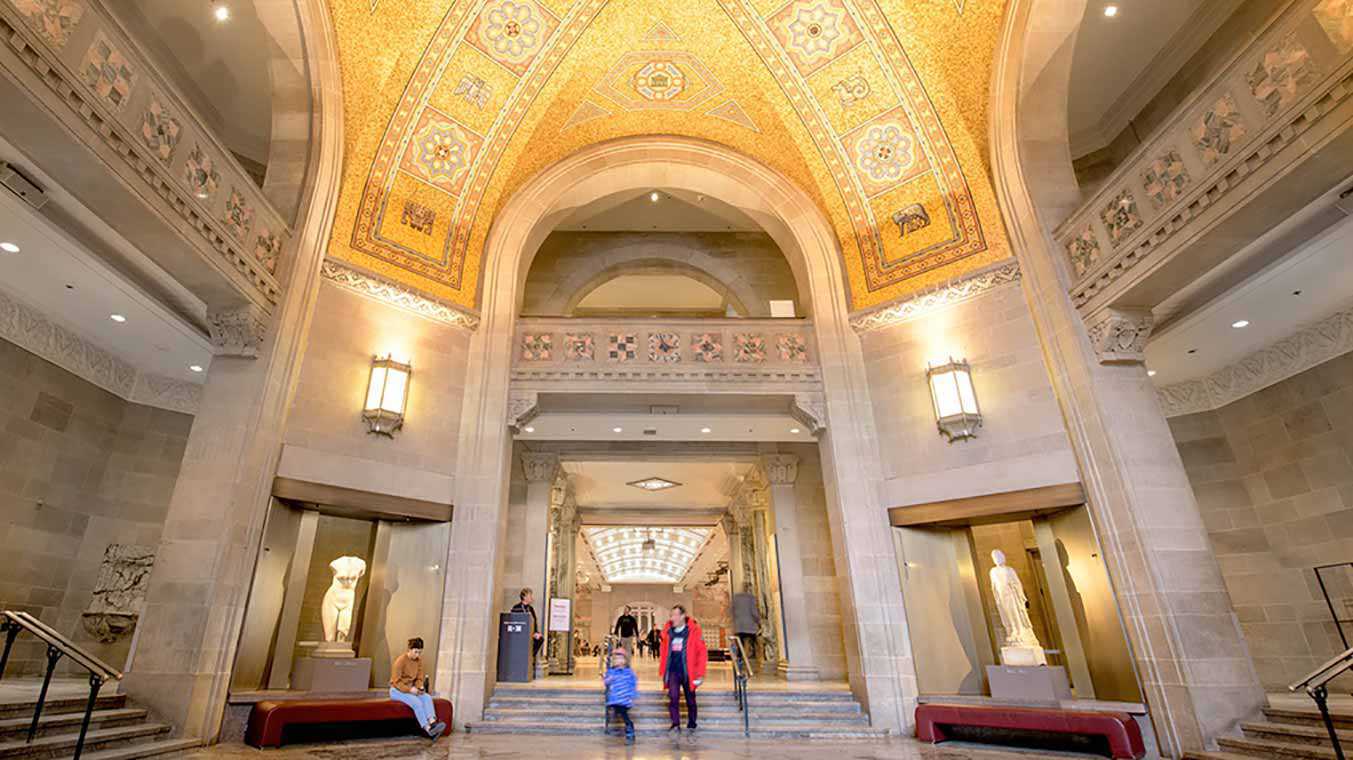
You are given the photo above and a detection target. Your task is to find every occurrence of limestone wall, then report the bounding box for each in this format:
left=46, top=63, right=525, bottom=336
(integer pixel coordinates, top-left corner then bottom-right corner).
left=1168, top=351, right=1353, bottom=689
left=0, top=337, right=192, bottom=675
left=785, top=443, right=849, bottom=681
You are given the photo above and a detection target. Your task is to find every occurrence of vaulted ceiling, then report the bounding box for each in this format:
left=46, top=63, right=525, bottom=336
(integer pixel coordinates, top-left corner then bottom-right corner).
left=324, top=0, right=1013, bottom=315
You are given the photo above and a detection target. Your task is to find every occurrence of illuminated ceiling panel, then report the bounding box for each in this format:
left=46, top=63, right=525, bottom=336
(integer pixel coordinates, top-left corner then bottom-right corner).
left=584, top=526, right=711, bottom=584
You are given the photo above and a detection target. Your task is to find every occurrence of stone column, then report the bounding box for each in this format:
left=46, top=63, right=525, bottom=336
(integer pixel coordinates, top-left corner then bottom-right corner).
left=520, top=452, right=558, bottom=677
left=762, top=454, right=819, bottom=681
left=548, top=495, right=578, bottom=674
left=719, top=510, right=747, bottom=593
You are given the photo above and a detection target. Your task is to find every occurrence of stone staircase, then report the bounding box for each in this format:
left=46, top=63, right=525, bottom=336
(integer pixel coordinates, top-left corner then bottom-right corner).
left=468, top=684, right=888, bottom=739
left=1184, top=703, right=1353, bottom=759
left=0, top=691, right=196, bottom=760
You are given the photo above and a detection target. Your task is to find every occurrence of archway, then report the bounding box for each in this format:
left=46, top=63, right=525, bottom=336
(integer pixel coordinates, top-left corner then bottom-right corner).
left=440, top=137, right=912, bottom=731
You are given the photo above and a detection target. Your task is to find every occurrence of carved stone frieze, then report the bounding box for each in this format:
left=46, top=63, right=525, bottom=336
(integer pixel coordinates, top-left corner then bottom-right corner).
left=81, top=544, right=155, bottom=643
left=850, top=260, right=1022, bottom=332
left=321, top=259, right=478, bottom=330
left=207, top=304, right=269, bottom=358
left=1085, top=308, right=1153, bottom=365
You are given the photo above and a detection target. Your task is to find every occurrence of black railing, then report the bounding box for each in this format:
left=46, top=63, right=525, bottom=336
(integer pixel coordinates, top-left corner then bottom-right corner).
left=730, top=637, right=751, bottom=737
left=1315, top=563, right=1353, bottom=648
left=598, top=634, right=618, bottom=732
left=1289, top=645, right=1353, bottom=760
left=0, top=610, right=122, bottom=760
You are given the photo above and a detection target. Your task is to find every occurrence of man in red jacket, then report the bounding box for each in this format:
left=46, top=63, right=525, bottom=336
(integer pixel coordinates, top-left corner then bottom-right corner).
left=658, top=605, right=708, bottom=732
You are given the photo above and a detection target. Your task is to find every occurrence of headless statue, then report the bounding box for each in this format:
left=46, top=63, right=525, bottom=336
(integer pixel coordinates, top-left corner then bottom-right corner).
left=989, top=549, right=1046, bottom=666
left=319, top=555, right=366, bottom=653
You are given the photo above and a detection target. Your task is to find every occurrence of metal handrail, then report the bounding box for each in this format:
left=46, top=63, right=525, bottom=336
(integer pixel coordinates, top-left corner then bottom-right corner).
left=0, top=610, right=124, bottom=760
left=1288, top=645, right=1353, bottom=760
left=598, top=635, right=619, bottom=732
left=730, top=638, right=751, bottom=736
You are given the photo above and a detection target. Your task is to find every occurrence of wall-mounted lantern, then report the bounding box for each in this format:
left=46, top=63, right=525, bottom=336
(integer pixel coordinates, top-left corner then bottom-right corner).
left=363, top=354, right=411, bottom=437
left=926, top=357, right=981, bottom=442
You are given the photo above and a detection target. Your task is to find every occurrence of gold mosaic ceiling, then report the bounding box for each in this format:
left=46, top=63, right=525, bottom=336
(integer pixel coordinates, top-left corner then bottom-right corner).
left=326, top=0, right=1012, bottom=314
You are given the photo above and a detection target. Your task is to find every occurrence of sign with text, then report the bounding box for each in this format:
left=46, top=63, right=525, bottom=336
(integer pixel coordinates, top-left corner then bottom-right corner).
left=549, top=597, right=572, bottom=631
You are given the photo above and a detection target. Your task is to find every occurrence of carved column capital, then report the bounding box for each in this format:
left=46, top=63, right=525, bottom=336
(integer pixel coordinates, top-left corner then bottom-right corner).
left=521, top=452, right=560, bottom=483
left=507, top=391, right=539, bottom=432
left=1085, top=307, right=1153, bottom=365
left=760, top=454, right=800, bottom=485
left=207, top=304, right=269, bottom=358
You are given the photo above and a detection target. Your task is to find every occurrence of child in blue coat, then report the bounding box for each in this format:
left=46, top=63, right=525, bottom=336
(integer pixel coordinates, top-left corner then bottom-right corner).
left=603, top=647, right=638, bottom=743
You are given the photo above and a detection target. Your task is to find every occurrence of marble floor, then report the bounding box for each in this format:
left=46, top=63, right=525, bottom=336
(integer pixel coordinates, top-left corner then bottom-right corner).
left=177, top=733, right=1092, bottom=760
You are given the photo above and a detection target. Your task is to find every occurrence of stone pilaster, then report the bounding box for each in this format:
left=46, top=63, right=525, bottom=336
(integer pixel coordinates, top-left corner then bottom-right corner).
left=520, top=452, right=559, bottom=677
left=548, top=494, right=578, bottom=674
left=762, top=454, right=819, bottom=681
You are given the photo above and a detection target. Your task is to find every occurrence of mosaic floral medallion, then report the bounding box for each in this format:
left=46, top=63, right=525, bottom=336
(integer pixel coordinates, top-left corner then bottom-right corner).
left=140, top=96, right=181, bottom=165
left=691, top=333, right=723, bottom=363
left=254, top=229, right=282, bottom=274
left=1247, top=34, right=1316, bottom=117
left=521, top=333, right=552, bottom=361
left=1141, top=150, right=1190, bottom=210
left=468, top=0, right=555, bottom=75
left=733, top=334, right=766, bottom=363
left=10, top=0, right=84, bottom=49
left=769, top=0, right=862, bottom=76
left=608, top=333, right=638, bottom=362
left=182, top=145, right=220, bottom=201
left=400, top=110, right=482, bottom=196
left=222, top=188, right=255, bottom=241
left=1099, top=190, right=1142, bottom=248
left=563, top=333, right=594, bottom=361
left=1314, top=0, right=1353, bottom=54
left=649, top=332, right=681, bottom=363
left=1065, top=226, right=1101, bottom=278
left=777, top=335, right=808, bottom=363
left=842, top=110, right=931, bottom=197
left=80, top=32, right=135, bottom=112
left=634, top=61, right=686, bottom=102
left=1190, top=94, right=1247, bottom=166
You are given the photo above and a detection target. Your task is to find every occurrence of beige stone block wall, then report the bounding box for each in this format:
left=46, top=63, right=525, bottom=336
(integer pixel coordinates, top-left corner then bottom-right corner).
left=785, top=442, right=849, bottom=681
left=0, top=338, right=192, bottom=676
left=861, top=283, right=1080, bottom=506
left=1168, top=351, right=1353, bottom=690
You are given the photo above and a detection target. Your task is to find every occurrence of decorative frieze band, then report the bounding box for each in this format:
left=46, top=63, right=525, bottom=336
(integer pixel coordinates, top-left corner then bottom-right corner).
left=320, top=259, right=480, bottom=330
left=1157, top=305, right=1353, bottom=418
left=849, top=260, right=1022, bottom=332
left=0, top=288, right=200, bottom=414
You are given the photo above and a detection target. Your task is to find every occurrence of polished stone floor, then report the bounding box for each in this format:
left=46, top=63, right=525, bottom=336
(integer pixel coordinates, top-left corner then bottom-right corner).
left=175, top=733, right=1097, bottom=759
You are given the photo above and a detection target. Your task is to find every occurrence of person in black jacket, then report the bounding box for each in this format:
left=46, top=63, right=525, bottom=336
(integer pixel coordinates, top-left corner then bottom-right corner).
left=614, top=606, right=639, bottom=657
left=511, top=587, right=544, bottom=659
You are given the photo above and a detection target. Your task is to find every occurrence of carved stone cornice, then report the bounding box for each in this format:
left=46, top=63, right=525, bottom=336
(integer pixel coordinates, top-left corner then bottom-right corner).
left=760, top=454, right=800, bottom=485
left=507, top=391, right=539, bottom=431
left=321, top=259, right=479, bottom=330
left=521, top=452, right=560, bottom=483
left=207, top=304, right=269, bottom=358
left=850, top=260, right=1022, bottom=332
left=791, top=392, right=827, bottom=435
left=1085, top=308, right=1153, bottom=365
left=1157, top=305, right=1353, bottom=417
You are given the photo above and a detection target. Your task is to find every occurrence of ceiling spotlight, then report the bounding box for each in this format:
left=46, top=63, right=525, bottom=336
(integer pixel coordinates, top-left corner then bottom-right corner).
left=523, top=426, right=535, bottom=433
left=649, top=191, right=660, bottom=202
left=700, top=427, right=711, bottom=434
left=189, top=364, right=204, bottom=373
left=0, top=242, right=19, bottom=253
left=613, top=426, right=623, bottom=433
left=790, top=427, right=801, bottom=434
left=1103, top=4, right=1118, bottom=17
left=109, top=314, right=126, bottom=323
left=1231, top=320, right=1250, bottom=329
left=1147, top=370, right=1157, bottom=377
left=213, top=3, right=230, bottom=22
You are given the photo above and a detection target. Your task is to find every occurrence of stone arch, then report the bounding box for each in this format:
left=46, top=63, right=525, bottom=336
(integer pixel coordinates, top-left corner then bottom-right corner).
left=442, top=136, right=911, bottom=731
left=253, top=0, right=319, bottom=225
left=555, top=257, right=753, bottom=317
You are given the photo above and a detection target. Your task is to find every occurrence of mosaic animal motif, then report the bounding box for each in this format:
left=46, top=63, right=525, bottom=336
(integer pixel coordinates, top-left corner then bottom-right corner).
left=401, top=201, right=437, bottom=234
left=892, top=204, right=930, bottom=239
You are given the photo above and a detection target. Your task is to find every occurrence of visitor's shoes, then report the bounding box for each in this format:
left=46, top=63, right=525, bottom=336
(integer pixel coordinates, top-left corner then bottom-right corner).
left=687, top=723, right=698, bottom=733
left=428, top=721, right=447, bottom=741
left=667, top=724, right=680, bottom=734
left=625, top=730, right=635, bottom=745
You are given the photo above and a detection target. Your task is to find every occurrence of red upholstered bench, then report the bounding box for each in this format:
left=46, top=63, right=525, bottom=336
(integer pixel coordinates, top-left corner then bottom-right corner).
left=245, top=697, right=453, bottom=748
left=916, top=703, right=1145, bottom=759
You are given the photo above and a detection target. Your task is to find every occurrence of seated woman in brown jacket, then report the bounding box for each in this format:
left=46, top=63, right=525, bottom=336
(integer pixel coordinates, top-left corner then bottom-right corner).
left=389, top=637, right=445, bottom=740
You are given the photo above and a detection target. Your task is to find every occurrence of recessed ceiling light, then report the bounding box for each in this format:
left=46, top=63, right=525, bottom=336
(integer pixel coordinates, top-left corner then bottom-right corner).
left=213, top=4, right=230, bottom=21
left=1231, top=320, right=1250, bottom=328
left=1103, top=4, right=1118, bottom=17
left=790, top=427, right=801, bottom=434
left=1147, top=370, right=1157, bottom=377
left=109, top=314, right=126, bottom=323
left=523, top=426, right=535, bottom=433
left=613, top=426, right=623, bottom=433
left=189, top=364, right=204, bottom=373
left=700, top=427, right=711, bottom=434
left=0, top=242, right=19, bottom=253
left=649, top=191, right=660, bottom=202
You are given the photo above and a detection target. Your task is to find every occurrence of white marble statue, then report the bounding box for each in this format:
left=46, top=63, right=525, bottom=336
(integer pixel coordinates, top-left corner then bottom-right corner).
left=989, top=550, right=1047, bottom=666
left=320, top=555, right=366, bottom=648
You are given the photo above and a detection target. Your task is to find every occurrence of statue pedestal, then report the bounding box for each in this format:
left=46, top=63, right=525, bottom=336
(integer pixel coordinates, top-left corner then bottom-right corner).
left=292, top=656, right=372, bottom=692
left=1000, top=645, right=1048, bottom=667
left=986, top=665, right=1072, bottom=704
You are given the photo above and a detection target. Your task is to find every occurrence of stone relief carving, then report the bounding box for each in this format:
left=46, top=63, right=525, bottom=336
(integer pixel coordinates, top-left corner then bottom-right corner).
left=81, top=544, right=155, bottom=644
left=321, top=260, right=479, bottom=330
left=507, top=390, right=540, bottom=431
left=521, top=452, right=560, bottom=483
left=850, top=261, right=1021, bottom=332
left=1085, top=308, right=1153, bottom=364
left=760, top=454, right=799, bottom=485
left=790, top=392, right=827, bottom=435
left=207, top=304, right=269, bottom=358
left=130, top=373, right=202, bottom=415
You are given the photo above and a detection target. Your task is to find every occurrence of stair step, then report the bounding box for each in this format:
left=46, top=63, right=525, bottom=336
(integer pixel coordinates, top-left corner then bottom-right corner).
left=0, top=724, right=171, bottom=760
left=485, top=699, right=860, bottom=714
left=481, top=710, right=869, bottom=726
left=1182, top=752, right=1269, bottom=760
left=0, top=699, right=125, bottom=723
left=465, top=720, right=888, bottom=739
left=1216, top=735, right=1338, bottom=759
left=0, top=710, right=148, bottom=741
left=1242, top=720, right=1352, bottom=746
left=61, top=738, right=201, bottom=760
left=1265, top=707, right=1353, bottom=730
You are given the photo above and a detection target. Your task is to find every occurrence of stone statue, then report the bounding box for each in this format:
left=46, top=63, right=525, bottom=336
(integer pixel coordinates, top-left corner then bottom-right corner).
left=317, top=555, right=366, bottom=657
left=989, top=550, right=1047, bottom=666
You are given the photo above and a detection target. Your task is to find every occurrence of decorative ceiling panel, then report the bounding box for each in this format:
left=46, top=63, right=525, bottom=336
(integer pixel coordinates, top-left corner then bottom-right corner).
left=585, top=526, right=712, bottom=583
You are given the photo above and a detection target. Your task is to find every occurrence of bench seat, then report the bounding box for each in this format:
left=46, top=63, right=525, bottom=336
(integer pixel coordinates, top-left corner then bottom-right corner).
left=245, top=697, right=453, bottom=748
left=916, top=702, right=1145, bottom=759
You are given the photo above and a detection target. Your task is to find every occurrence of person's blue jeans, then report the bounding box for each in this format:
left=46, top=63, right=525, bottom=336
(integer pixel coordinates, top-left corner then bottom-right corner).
left=389, top=687, right=437, bottom=731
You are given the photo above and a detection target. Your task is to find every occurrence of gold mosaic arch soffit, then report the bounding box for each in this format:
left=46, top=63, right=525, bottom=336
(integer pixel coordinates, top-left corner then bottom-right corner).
left=325, top=0, right=1012, bottom=315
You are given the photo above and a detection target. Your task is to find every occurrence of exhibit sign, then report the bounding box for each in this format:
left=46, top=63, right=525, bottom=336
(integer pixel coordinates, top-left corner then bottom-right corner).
left=549, top=597, right=571, bottom=631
